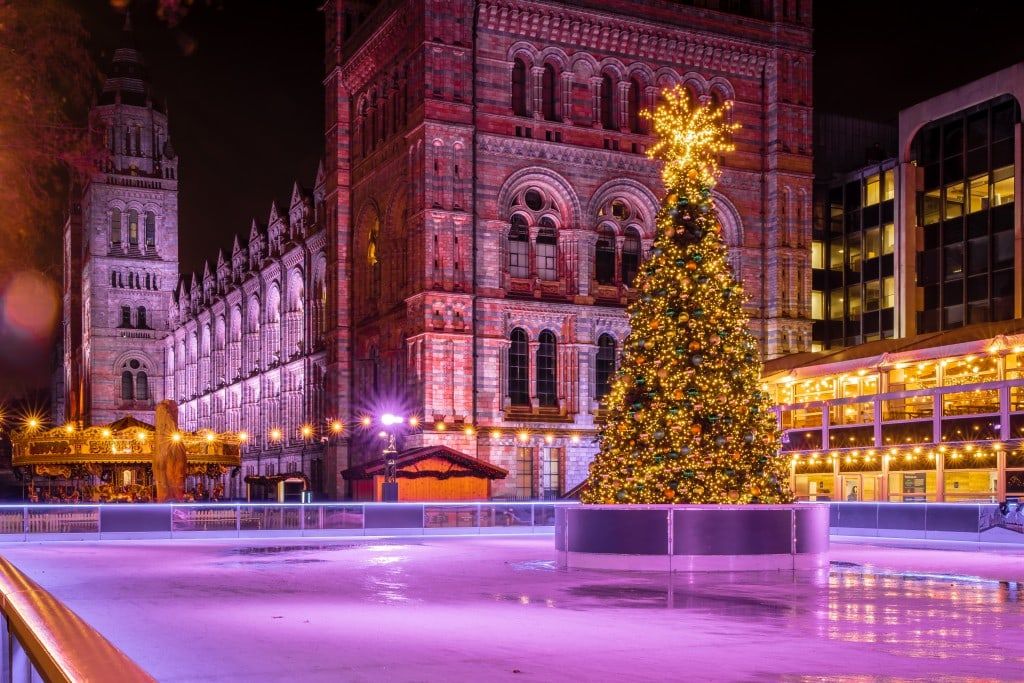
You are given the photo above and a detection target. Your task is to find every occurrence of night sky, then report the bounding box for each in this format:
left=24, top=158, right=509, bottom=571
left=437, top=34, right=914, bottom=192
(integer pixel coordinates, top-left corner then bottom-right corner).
left=76, top=0, right=1024, bottom=277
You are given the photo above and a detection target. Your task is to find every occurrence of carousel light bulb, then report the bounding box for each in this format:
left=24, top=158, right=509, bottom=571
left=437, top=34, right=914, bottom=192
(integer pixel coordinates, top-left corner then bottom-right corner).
left=435, top=421, right=447, bottom=431
left=571, top=434, right=580, bottom=444
left=301, top=424, right=313, bottom=438
left=102, top=428, right=112, bottom=438
left=238, top=431, right=249, bottom=442
left=270, top=428, right=282, bottom=442
left=171, top=432, right=182, bottom=443
left=205, top=432, right=215, bottom=442
left=545, top=434, right=554, bottom=444
left=360, top=416, right=372, bottom=427
left=329, top=420, right=343, bottom=434
left=490, top=429, right=501, bottom=439
left=27, top=418, right=39, bottom=430
left=517, top=430, right=529, bottom=443
left=464, top=425, right=475, bottom=436
left=408, top=416, right=419, bottom=428
left=136, top=431, right=147, bottom=442
left=64, top=424, right=74, bottom=434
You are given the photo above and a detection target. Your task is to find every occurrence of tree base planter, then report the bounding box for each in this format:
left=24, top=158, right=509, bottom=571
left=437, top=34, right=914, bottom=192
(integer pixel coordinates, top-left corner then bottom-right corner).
left=556, top=505, right=829, bottom=572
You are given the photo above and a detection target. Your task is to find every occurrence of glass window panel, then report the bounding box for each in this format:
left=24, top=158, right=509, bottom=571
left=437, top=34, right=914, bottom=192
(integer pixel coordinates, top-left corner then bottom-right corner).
left=886, top=363, right=938, bottom=391
left=864, top=280, right=880, bottom=312
left=943, top=355, right=999, bottom=387
left=829, top=401, right=873, bottom=426
left=968, top=174, right=989, bottom=213
left=991, top=165, right=1014, bottom=206
left=811, top=290, right=824, bottom=320
left=883, top=169, right=895, bottom=201
left=829, top=289, right=844, bottom=320
left=944, top=244, right=964, bottom=279
left=847, top=287, right=862, bottom=317
left=942, top=389, right=999, bottom=416
left=943, top=182, right=965, bottom=219
left=921, top=189, right=941, bottom=225
left=882, top=276, right=895, bottom=309
left=863, top=227, right=881, bottom=260
left=829, top=242, right=844, bottom=271
left=882, top=223, right=895, bottom=255
left=882, top=395, right=934, bottom=421
left=811, top=240, right=824, bottom=269
left=864, top=174, right=880, bottom=205
left=847, top=233, right=862, bottom=271
left=793, top=378, right=837, bottom=403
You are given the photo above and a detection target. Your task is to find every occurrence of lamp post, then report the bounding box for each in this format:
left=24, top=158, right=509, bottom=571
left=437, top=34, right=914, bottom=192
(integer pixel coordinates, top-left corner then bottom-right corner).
left=379, top=413, right=403, bottom=502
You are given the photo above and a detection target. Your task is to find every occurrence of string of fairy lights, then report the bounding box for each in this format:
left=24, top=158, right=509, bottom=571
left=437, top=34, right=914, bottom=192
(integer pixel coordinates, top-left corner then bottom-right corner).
left=3, top=411, right=593, bottom=448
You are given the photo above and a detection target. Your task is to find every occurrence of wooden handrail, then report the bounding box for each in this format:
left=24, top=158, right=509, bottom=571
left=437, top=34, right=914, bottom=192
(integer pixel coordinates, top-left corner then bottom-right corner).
left=0, top=557, right=154, bottom=682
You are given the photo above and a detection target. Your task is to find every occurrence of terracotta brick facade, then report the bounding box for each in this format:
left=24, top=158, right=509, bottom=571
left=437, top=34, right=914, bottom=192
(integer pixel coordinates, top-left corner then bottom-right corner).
left=324, top=0, right=814, bottom=497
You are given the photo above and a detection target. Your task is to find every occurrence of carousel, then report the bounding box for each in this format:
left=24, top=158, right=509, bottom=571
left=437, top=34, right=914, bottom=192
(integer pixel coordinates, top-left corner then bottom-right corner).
left=11, top=403, right=241, bottom=503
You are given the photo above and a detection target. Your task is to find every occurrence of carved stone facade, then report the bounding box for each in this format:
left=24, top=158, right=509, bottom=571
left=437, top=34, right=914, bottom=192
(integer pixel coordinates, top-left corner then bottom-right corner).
left=323, top=0, right=814, bottom=498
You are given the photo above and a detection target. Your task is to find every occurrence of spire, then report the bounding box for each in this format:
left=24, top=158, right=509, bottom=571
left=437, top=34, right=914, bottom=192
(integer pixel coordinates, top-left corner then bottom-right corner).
left=100, top=9, right=153, bottom=105
left=123, top=7, right=133, bottom=34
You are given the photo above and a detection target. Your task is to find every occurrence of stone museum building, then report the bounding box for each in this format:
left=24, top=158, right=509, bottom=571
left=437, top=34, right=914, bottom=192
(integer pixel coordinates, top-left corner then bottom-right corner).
left=58, top=1, right=814, bottom=499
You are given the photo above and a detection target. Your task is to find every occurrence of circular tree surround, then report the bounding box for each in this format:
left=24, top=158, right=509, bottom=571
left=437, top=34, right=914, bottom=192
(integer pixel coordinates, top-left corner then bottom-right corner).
left=555, top=505, right=829, bottom=572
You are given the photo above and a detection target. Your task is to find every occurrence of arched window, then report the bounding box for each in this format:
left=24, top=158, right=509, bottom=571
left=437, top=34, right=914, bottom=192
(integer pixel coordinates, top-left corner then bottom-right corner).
left=600, top=74, right=615, bottom=129
left=120, top=305, right=132, bottom=328
left=110, top=271, right=117, bottom=287
left=110, top=208, right=122, bottom=247
left=359, top=100, right=369, bottom=158
left=508, top=328, right=529, bottom=406
left=121, top=371, right=134, bottom=401
left=137, top=306, right=147, bottom=329
left=537, top=330, right=557, bottom=407
left=536, top=217, right=558, bottom=281
left=628, top=78, right=643, bottom=133
left=710, top=90, right=723, bottom=110
left=622, top=227, right=641, bottom=286
left=145, top=212, right=156, bottom=248
left=596, top=334, right=616, bottom=399
left=127, top=210, right=139, bottom=246
left=508, top=214, right=529, bottom=278
left=511, top=59, right=528, bottom=117
left=541, top=64, right=558, bottom=122
left=595, top=226, right=616, bottom=285
left=136, top=372, right=149, bottom=401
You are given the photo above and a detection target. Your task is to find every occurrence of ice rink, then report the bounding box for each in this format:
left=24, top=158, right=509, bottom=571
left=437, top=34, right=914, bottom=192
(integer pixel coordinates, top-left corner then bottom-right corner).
left=1, top=536, right=1022, bottom=682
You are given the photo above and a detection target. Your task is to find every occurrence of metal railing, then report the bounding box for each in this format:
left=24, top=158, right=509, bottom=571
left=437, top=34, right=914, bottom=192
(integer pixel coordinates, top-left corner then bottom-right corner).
left=0, top=557, right=154, bottom=682
left=0, top=502, right=571, bottom=541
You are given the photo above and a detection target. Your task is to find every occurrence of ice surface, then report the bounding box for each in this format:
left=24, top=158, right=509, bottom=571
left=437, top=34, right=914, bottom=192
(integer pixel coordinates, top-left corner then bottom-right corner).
left=1, top=536, right=1022, bottom=682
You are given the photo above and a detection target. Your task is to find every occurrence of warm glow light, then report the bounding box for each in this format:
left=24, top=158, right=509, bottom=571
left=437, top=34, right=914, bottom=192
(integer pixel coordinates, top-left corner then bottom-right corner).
left=435, top=421, right=447, bottom=431
left=571, top=434, right=580, bottom=444
left=381, top=413, right=404, bottom=426
left=329, top=421, right=343, bottom=434
left=171, top=432, right=182, bottom=443
left=408, top=416, right=419, bottom=428
left=26, top=418, right=39, bottom=429
left=270, top=428, right=282, bottom=442
left=136, top=431, right=147, bottom=442
left=360, top=416, right=372, bottom=427
left=205, top=432, right=215, bottom=442
left=64, top=423, right=74, bottom=434
left=238, top=431, right=249, bottom=442
left=545, top=434, right=554, bottom=444
left=464, top=425, right=475, bottom=436
left=517, top=430, right=529, bottom=443
left=490, top=429, right=501, bottom=439
left=301, top=424, right=313, bottom=438
left=102, top=428, right=112, bottom=439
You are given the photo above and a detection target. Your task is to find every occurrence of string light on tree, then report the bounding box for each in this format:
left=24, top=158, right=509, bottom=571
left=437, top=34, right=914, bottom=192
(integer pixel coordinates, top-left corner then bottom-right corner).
left=581, top=86, right=791, bottom=506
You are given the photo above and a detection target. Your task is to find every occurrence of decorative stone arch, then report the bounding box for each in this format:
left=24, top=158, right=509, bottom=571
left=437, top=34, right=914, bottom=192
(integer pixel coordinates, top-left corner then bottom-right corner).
left=229, top=304, right=243, bottom=342
left=200, top=322, right=212, bottom=357
left=569, top=52, right=599, bottom=79
left=654, top=67, right=682, bottom=90
left=587, top=178, right=660, bottom=237
left=286, top=267, right=304, bottom=313
left=596, top=57, right=627, bottom=81
left=711, top=190, right=744, bottom=248
left=214, top=314, right=226, bottom=350
left=506, top=41, right=538, bottom=67
left=706, top=76, right=736, bottom=103
left=245, top=294, right=261, bottom=333
left=537, top=47, right=570, bottom=72
left=497, top=167, right=582, bottom=228
left=112, top=350, right=155, bottom=375
left=265, top=282, right=282, bottom=324
left=679, top=72, right=709, bottom=98
left=625, top=63, right=656, bottom=87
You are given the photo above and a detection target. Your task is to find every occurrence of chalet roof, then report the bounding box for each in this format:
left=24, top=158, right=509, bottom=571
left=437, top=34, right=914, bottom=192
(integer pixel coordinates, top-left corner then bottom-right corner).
left=341, top=446, right=508, bottom=480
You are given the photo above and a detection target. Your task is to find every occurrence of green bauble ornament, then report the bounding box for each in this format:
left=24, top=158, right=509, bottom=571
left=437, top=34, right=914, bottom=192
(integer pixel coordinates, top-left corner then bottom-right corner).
left=615, top=490, right=629, bottom=501
left=683, top=469, right=695, bottom=479
left=693, top=308, right=705, bottom=318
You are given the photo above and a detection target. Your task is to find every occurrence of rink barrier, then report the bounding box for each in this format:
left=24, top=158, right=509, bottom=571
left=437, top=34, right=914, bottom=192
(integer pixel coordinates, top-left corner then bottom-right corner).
left=0, top=502, right=1019, bottom=545
left=0, top=502, right=567, bottom=541
left=0, top=557, right=154, bottom=682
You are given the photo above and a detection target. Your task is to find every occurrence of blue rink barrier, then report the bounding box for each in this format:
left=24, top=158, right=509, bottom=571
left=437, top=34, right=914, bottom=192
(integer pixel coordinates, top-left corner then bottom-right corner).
left=0, top=501, right=1020, bottom=544
left=0, top=502, right=570, bottom=541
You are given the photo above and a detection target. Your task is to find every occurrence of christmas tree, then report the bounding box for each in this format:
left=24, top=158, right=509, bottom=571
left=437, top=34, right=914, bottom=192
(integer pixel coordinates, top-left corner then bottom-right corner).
left=582, top=87, right=792, bottom=505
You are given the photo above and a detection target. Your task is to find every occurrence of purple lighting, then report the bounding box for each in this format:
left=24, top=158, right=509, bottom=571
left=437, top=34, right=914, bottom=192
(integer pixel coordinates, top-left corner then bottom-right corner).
left=380, top=414, right=404, bottom=426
